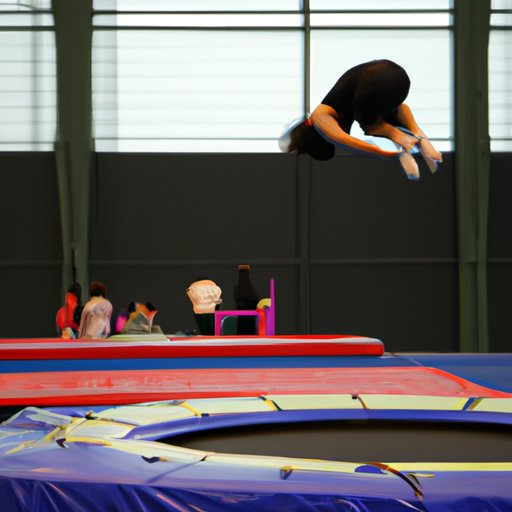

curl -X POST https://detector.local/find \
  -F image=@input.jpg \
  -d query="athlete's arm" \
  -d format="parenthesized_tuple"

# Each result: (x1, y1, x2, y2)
(310, 104, 401, 158)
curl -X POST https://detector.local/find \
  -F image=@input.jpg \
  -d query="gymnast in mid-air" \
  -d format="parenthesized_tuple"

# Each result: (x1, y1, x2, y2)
(279, 59, 442, 180)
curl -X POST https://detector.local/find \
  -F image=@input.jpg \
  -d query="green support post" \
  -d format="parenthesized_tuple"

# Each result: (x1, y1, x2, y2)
(53, 0, 93, 296)
(454, 0, 491, 352)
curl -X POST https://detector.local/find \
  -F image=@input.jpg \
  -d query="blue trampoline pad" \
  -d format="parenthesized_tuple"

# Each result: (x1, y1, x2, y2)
(0, 354, 412, 374)
(400, 354, 512, 393)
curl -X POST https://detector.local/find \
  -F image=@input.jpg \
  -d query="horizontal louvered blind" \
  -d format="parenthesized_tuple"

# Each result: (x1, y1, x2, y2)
(489, 0, 512, 151)
(310, 30, 452, 151)
(0, 1, 56, 151)
(92, 29, 303, 152)
(92, 1, 453, 153)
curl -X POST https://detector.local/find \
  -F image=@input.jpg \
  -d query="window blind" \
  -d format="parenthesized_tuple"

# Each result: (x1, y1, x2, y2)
(92, 1, 453, 153)
(489, 0, 512, 151)
(0, 1, 56, 151)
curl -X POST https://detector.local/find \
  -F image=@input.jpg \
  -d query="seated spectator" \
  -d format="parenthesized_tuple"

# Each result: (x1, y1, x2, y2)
(78, 281, 113, 339)
(114, 307, 130, 334)
(186, 278, 222, 335)
(121, 301, 163, 335)
(56, 282, 82, 339)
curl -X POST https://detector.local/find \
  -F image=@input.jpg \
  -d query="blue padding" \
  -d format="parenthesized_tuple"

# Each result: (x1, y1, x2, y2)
(2, 472, 511, 512)
(2, 402, 512, 511)
(402, 354, 512, 393)
(123, 408, 512, 441)
(0, 479, 429, 512)
(0, 355, 408, 374)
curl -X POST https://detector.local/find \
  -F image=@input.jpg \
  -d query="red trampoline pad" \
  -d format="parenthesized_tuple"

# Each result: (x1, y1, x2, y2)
(0, 365, 509, 406)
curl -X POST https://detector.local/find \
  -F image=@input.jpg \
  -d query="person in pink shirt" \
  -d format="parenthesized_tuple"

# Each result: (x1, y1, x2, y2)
(78, 281, 113, 339)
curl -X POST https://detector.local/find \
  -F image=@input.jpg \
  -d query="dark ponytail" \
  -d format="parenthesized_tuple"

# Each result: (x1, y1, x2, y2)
(289, 121, 335, 161)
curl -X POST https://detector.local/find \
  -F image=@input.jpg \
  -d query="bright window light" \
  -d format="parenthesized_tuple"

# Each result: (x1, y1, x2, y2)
(92, 5, 453, 153)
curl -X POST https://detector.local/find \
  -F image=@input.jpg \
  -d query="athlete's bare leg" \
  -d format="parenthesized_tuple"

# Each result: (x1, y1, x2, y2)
(363, 116, 420, 180)
(394, 104, 443, 171)
(363, 118, 420, 152)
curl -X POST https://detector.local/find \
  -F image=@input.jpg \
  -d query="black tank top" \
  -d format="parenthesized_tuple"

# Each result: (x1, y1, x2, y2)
(321, 59, 411, 130)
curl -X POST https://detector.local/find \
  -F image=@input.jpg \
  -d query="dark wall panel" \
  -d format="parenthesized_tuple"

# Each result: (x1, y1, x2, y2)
(0, 266, 61, 338)
(488, 153, 512, 352)
(310, 264, 458, 352)
(90, 151, 458, 350)
(0, 150, 509, 352)
(0, 153, 61, 338)
(310, 153, 455, 259)
(93, 153, 298, 261)
(489, 153, 512, 258)
(308, 153, 457, 351)
(0, 153, 61, 261)
(488, 264, 512, 353)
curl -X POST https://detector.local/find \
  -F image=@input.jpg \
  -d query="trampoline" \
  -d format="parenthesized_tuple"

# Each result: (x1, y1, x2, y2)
(0, 335, 511, 511)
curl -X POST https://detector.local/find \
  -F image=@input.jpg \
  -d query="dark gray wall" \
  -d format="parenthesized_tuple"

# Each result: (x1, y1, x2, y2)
(90, 153, 300, 339)
(1, 151, 510, 353)
(488, 153, 512, 353)
(308, 152, 457, 352)
(90, 151, 457, 354)
(0, 153, 61, 337)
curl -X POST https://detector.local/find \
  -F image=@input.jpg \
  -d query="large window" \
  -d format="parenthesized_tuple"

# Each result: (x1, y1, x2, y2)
(310, 31, 451, 149)
(92, 0, 303, 152)
(92, 0, 453, 153)
(92, 29, 303, 152)
(0, 0, 56, 151)
(489, 0, 512, 151)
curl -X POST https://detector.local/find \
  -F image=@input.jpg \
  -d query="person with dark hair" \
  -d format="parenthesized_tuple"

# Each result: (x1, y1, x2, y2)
(78, 281, 113, 339)
(56, 282, 82, 338)
(279, 59, 442, 180)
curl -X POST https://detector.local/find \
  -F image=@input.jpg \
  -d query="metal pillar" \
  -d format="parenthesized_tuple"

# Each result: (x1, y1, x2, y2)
(454, 0, 491, 351)
(53, 0, 93, 295)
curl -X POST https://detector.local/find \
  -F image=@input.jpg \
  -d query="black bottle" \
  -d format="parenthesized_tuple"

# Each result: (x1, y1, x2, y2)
(233, 264, 260, 335)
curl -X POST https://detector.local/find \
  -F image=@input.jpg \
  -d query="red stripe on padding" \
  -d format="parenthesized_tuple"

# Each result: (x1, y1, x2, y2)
(0, 366, 509, 406)
(0, 337, 384, 360)
(0, 335, 369, 344)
